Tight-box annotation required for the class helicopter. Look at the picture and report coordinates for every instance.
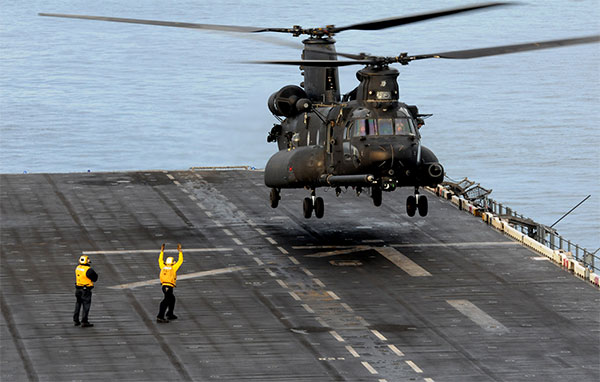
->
[40,3,599,219]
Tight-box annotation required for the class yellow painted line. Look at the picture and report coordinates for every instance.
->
[108,266,246,290]
[447,299,509,334]
[388,344,404,357]
[371,329,387,341]
[406,360,423,373]
[329,331,345,342]
[375,247,431,277]
[83,248,232,255]
[361,361,378,374]
[345,345,360,358]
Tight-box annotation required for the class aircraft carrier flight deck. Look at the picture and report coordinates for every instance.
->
[1,169,598,381]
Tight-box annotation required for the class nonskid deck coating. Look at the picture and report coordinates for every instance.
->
[1,169,598,381]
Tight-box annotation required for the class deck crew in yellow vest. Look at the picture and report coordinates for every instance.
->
[74,255,99,327]
[157,243,183,323]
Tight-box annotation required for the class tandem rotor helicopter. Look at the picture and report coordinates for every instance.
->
[40,3,599,219]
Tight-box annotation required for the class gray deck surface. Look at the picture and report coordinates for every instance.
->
[1,169,598,382]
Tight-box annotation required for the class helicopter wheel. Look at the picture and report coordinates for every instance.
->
[372,186,382,207]
[314,197,324,219]
[406,195,417,217]
[417,195,428,217]
[269,188,280,208]
[303,197,313,218]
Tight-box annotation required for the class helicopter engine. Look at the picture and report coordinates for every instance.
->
[268,85,312,117]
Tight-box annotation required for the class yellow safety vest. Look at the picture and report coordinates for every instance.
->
[75,265,94,287]
[159,266,177,287]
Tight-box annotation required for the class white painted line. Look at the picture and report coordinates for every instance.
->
[255,228,267,236]
[306,246,370,258]
[181,188,189,194]
[361,361,378,374]
[388,344,404,357]
[378,379,388,382]
[188,195,197,201]
[532,256,550,261]
[276,279,288,289]
[301,267,314,276]
[232,238,243,245]
[266,237,277,245]
[375,247,431,277]
[243,248,254,256]
[223,229,233,236]
[345,345,360,358]
[391,242,519,248]
[313,278,326,288]
[266,268,276,277]
[205,211,213,217]
[405,360,423,373]
[341,303,353,312]
[278,246,289,255]
[315,317,328,327]
[196,202,205,209]
[371,329,387,341]
[83,248,232,255]
[109,266,246,289]
[214,221,223,227]
[302,304,314,314]
[327,291,340,300]
[293,245,355,250]
[288,291,301,301]
[424,378,435,382]
[166,174,175,180]
[447,299,509,334]
[329,331,345,342]
[356,316,370,326]
[253,257,263,266]
[173,180,181,186]
[247,220,256,227]
[288,256,300,265]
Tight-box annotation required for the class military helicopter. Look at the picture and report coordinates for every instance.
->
[40,3,599,219]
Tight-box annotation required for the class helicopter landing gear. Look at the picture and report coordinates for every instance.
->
[303,189,324,219]
[372,185,382,207]
[406,189,428,217]
[270,188,280,208]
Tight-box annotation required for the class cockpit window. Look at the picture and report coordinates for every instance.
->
[352,118,415,136]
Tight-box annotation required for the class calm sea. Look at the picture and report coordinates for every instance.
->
[1,1,599,250]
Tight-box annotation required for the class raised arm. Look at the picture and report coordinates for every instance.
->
[158,243,166,268]
[174,243,184,271]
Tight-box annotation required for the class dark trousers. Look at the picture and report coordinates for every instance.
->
[157,285,176,319]
[73,288,92,323]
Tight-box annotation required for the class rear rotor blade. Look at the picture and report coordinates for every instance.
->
[248,59,375,67]
[410,35,600,60]
[331,2,510,33]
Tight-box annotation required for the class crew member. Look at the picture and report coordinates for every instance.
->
[157,243,183,323]
[74,255,98,327]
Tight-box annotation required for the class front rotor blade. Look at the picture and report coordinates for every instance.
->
[331,2,510,33]
[248,59,375,67]
[39,13,269,33]
[410,35,600,60]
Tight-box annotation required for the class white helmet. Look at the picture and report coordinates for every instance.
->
[165,257,174,265]
[79,255,90,265]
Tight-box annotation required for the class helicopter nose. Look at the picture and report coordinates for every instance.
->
[367,145,393,162]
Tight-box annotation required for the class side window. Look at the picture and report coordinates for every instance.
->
[367,119,377,135]
[353,119,367,137]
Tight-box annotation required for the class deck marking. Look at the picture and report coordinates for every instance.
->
[406,360,423,373]
[288,291,301,301]
[83,248,232,255]
[341,303,353,312]
[278,246,289,255]
[391,242,519,248]
[329,331,345,342]
[313,278,326,288]
[166,174,174,180]
[180,188,189,194]
[266,237,277,245]
[243,248,254,255]
[388,344,404,357]
[376,247,431,277]
[188,195,197,201]
[327,291,340,300]
[315,317,328,327]
[532,256,550,261]
[357,316,370,326]
[424,378,435,382]
[305,246,370,258]
[223,229,233,236]
[173,180,181,186]
[214,221,223,227]
[195,202,205,209]
[345,345,360,358]
[109,266,245,289]
[266,268,276,277]
[232,238,243,245]
[253,257,263,266]
[255,228,267,235]
[361,361,378,374]
[205,211,213,217]
[288,256,300,264]
[246,219,256,227]
[301,267,314,276]
[302,304,315,313]
[447,299,509,334]
[371,329,387,341]
[276,279,288,289]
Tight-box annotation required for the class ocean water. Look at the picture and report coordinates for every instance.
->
[1,1,599,250]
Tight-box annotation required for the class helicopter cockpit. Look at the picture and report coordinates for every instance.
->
[347,108,417,138]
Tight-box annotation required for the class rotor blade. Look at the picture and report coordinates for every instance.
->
[39,13,270,33]
[248,59,375,67]
[410,35,600,60]
[331,2,510,33]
